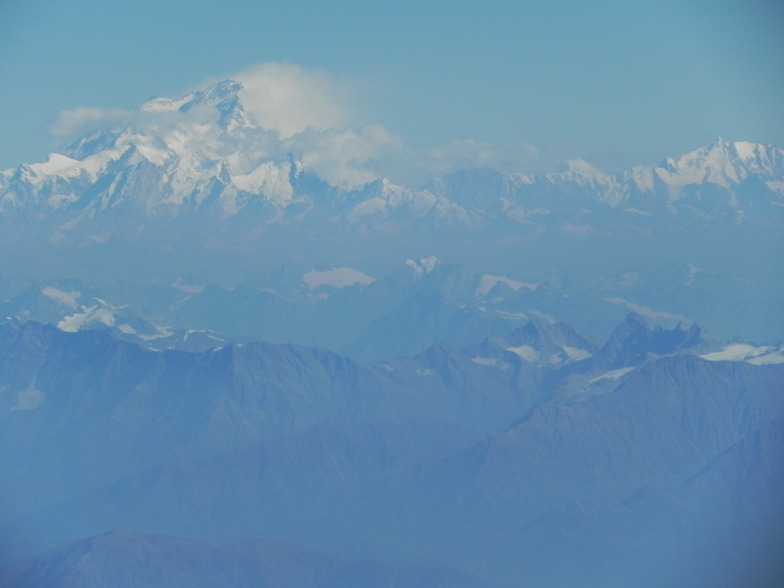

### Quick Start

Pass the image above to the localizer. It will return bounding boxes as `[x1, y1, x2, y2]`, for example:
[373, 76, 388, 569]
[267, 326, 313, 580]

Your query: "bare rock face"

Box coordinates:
[0, 314, 782, 587]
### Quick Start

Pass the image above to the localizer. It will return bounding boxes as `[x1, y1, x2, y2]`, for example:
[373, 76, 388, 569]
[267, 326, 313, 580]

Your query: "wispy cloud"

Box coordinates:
[46, 107, 129, 136]
[234, 63, 360, 138]
[385, 139, 540, 185]
[286, 124, 404, 188]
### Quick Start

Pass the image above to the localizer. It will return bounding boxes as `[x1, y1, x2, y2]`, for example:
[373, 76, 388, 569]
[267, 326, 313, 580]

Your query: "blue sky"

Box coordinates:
[1, 0, 782, 175]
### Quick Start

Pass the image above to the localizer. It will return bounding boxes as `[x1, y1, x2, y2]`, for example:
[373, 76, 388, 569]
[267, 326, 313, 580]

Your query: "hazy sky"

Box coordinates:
[1, 0, 782, 174]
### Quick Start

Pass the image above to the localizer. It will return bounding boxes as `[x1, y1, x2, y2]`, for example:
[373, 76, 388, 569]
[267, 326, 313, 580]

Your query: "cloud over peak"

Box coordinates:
[47, 107, 129, 137]
[234, 63, 360, 139]
[43, 62, 547, 188]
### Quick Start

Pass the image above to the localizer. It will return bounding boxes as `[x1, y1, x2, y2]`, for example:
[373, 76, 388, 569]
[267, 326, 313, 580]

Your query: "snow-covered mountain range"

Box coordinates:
[1, 78, 782, 223]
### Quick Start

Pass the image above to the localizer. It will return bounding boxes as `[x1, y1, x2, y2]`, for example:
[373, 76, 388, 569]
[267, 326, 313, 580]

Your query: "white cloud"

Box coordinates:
[426, 139, 539, 174]
[367, 139, 541, 186]
[286, 124, 404, 188]
[233, 63, 359, 139]
[227, 65, 543, 185]
[47, 107, 129, 136]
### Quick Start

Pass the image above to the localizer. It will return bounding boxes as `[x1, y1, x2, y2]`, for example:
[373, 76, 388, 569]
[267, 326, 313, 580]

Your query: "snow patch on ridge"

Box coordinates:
[589, 367, 635, 385]
[476, 274, 537, 295]
[172, 278, 205, 294]
[700, 344, 784, 365]
[57, 304, 115, 332]
[303, 268, 375, 290]
[139, 325, 175, 341]
[605, 297, 690, 323]
[41, 286, 80, 309]
[405, 256, 440, 276]
[506, 345, 540, 363]
[563, 346, 592, 361]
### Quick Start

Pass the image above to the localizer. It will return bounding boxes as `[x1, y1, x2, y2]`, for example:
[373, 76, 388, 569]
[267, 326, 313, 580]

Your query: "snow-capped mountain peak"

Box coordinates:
[405, 256, 440, 277]
[556, 158, 606, 179]
[139, 79, 256, 131]
[653, 138, 784, 189]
